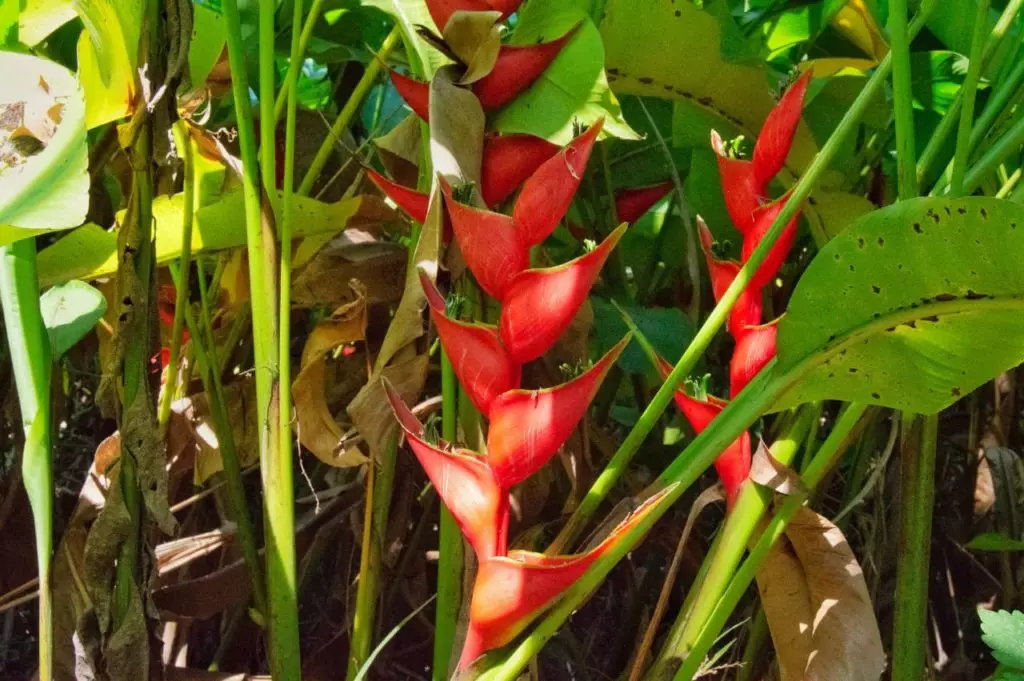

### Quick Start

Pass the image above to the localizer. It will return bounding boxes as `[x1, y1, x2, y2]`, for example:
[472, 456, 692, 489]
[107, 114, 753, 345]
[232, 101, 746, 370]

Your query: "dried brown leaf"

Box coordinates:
[443, 10, 502, 84]
[291, 237, 406, 308]
[750, 440, 808, 496]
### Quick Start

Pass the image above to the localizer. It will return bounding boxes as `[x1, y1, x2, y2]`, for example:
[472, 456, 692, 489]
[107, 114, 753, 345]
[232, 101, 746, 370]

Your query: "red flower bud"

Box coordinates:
[499, 222, 625, 364]
[472, 31, 573, 111]
[614, 181, 673, 224]
[390, 70, 431, 122]
[367, 169, 430, 224]
[512, 118, 604, 247]
[740, 192, 801, 290]
[421, 273, 521, 414]
[729, 320, 778, 397]
[752, 71, 811, 189]
[425, 0, 491, 34]
[486, 334, 629, 488]
[697, 218, 763, 338]
[481, 134, 560, 208]
[711, 130, 762, 236]
[458, 485, 673, 668]
[385, 381, 509, 560]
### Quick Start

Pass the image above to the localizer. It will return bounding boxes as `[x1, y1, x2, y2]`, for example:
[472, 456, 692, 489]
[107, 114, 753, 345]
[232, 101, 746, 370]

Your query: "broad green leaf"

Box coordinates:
[979, 609, 1024, 670]
[0, 52, 88, 244]
[190, 3, 226, 84]
[966, 533, 1024, 552]
[74, 0, 143, 129]
[591, 297, 695, 375]
[927, 0, 1014, 76]
[599, 0, 817, 174]
[37, 193, 395, 287]
[40, 279, 107, 358]
[19, 0, 77, 46]
[494, 13, 638, 144]
[1, 0, 18, 47]
[361, 0, 447, 77]
[775, 197, 1024, 413]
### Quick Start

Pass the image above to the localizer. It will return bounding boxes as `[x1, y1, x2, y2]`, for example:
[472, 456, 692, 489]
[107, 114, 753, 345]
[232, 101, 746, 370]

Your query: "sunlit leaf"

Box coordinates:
[73, 0, 143, 129]
[40, 279, 107, 358]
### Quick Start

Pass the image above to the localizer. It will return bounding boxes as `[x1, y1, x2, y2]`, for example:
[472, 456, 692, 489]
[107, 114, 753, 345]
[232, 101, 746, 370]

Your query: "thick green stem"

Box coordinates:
[434, 350, 463, 680]
[889, 0, 917, 199]
[0, 239, 53, 681]
[298, 27, 402, 196]
[546, 0, 936, 555]
[891, 413, 939, 681]
[950, 0, 993, 197]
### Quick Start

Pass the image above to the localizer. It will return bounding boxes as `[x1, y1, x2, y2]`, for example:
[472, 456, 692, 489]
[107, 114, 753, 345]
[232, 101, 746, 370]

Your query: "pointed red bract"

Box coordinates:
[425, 0, 491, 33]
[391, 70, 431, 121]
[614, 181, 673, 224]
[368, 169, 429, 224]
[486, 335, 629, 488]
[481, 134, 560, 207]
[740, 193, 801, 290]
[512, 118, 604, 246]
[421, 274, 521, 414]
[385, 382, 509, 560]
[752, 71, 811, 188]
[711, 130, 762, 235]
[485, 0, 524, 19]
[500, 223, 625, 364]
[730, 320, 778, 397]
[697, 218, 763, 338]
[442, 182, 529, 301]
[670, 389, 751, 506]
[472, 32, 572, 111]
[458, 486, 673, 668]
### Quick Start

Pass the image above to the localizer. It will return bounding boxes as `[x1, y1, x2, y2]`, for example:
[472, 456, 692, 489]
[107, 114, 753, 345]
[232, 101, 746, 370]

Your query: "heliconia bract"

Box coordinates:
[614, 181, 674, 225]
[697, 218, 763, 338]
[486, 335, 630, 488]
[752, 71, 812, 188]
[390, 70, 431, 121]
[424, 0, 491, 34]
[367, 169, 430, 224]
[481, 133, 560, 207]
[472, 32, 573, 111]
[740, 193, 801, 290]
[729, 320, 778, 397]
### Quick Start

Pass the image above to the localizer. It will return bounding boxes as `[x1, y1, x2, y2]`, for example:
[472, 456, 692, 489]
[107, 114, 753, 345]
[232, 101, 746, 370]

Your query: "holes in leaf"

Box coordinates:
[857, 237, 866, 249]
[951, 387, 962, 397]
[980, 208, 988, 220]
[913, 223, 923, 234]
[877, 237, 885, 247]
[935, 293, 956, 302]
[871, 285, 881, 294]
[871, 392, 881, 399]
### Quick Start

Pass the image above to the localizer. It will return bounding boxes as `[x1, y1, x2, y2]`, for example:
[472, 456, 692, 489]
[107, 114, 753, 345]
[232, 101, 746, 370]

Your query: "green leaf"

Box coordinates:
[979, 609, 1024, 670]
[189, 3, 226, 84]
[1, 0, 18, 47]
[775, 197, 1024, 413]
[591, 297, 695, 375]
[73, 0, 144, 129]
[0, 52, 89, 244]
[361, 0, 448, 77]
[910, 51, 974, 115]
[965, 533, 1024, 552]
[39, 279, 107, 358]
[494, 14, 637, 144]
[18, 0, 77, 46]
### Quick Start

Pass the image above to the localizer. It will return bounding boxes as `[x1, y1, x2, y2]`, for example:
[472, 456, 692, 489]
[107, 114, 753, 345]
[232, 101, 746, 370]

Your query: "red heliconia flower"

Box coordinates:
[486, 334, 630, 488]
[729, 320, 778, 398]
[500, 222, 626, 364]
[458, 485, 674, 669]
[421, 273, 521, 414]
[697, 218, 763, 339]
[368, 169, 430, 224]
[442, 180, 529, 301]
[481, 133, 560, 207]
[614, 181, 673, 224]
[512, 119, 604, 247]
[711, 130, 762, 236]
[425, 0, 490, 33]
[385, 381, 509, 560]
[740, 192, 801, 290]
[752, 71, 812, 189]
[390, 70, 431, 121]
[472, 31, 573, 111]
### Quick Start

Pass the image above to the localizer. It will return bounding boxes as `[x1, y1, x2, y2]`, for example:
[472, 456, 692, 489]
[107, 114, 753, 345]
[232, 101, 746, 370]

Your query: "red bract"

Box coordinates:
[500, 223, 626, 364]
[512, 119, 604, 247]
[485, 0, 524, 19]
[458, 486, 673, 669]
[421, 273, 521, 414]
[390, 70, 431, 121]
[367, 169, 429, 224]
[672, 388, 751, 507]
[698, 218, 762, 338]
[425, 0, 490, 33]
[740, 192, 801, 290]
[386, 382, 509, 560]
[486, 335, 629, 488]
[472, 32, 572, 111]
[729, 320, 778, 397]
[711, 130, 761, 236]
[752, 71, 812, 188]
[614, 181, 673, 224]
[481, 133, 560, 207]
[442, 181, 529, 300]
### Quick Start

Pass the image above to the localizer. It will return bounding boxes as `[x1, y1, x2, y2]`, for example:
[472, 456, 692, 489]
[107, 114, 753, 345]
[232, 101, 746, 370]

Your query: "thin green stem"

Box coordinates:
[969, 59, 1024, 158]
[0, 239, 53, 681]
[546, 0, 936, 555]
[889, 0, 918, 199]
[891, 412, 939, 681]
[259, 0, 277, 200]
[273, 0, 329, 123]
[950, 0, 993, 197]
[961, 113, 1024, 194]
[298, 27, 402, 196]
[434, 350, 463, 680]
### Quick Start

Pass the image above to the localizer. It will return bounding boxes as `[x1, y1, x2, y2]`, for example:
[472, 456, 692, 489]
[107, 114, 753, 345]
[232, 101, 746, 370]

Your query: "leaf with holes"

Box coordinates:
[40, 280, 107, 358]
[773, 197, 1024, 413]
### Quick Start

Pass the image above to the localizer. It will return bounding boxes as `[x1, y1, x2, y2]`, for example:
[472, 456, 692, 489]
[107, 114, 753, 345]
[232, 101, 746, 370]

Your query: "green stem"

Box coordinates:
[0, 239, 53, 681]
[273, 0, 329, 123]
[546, 0, 936, 555]
[297, 27, 402, 196]
[889, 0, 917, 199]
[950, 0, 993, 197]
[968, 57, 1024, 158]
[961, 113, 1024, 195]
[259, 0, 277, 200]
[434, 350, 463, 680]
[891, 412, 939, 681]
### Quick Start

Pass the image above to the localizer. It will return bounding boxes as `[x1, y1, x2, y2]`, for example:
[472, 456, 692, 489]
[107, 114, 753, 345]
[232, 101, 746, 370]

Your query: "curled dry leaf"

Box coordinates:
[757, 507, 884, 681]
[177, 379, 261, 484]
[749, 440, 808, 497]
[443, 10, 503, 84]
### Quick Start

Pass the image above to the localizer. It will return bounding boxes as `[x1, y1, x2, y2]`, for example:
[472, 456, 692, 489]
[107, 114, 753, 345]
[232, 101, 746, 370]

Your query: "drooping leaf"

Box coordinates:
[18, 0, 77, 46]
[189, 3, 225, 84]
[73, 0, 143, 129]
[40, 279, 107, 358]
[0, 52, 88, 243]
[775, 197, 1024, 413]
[979, 609, 1024, 670]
